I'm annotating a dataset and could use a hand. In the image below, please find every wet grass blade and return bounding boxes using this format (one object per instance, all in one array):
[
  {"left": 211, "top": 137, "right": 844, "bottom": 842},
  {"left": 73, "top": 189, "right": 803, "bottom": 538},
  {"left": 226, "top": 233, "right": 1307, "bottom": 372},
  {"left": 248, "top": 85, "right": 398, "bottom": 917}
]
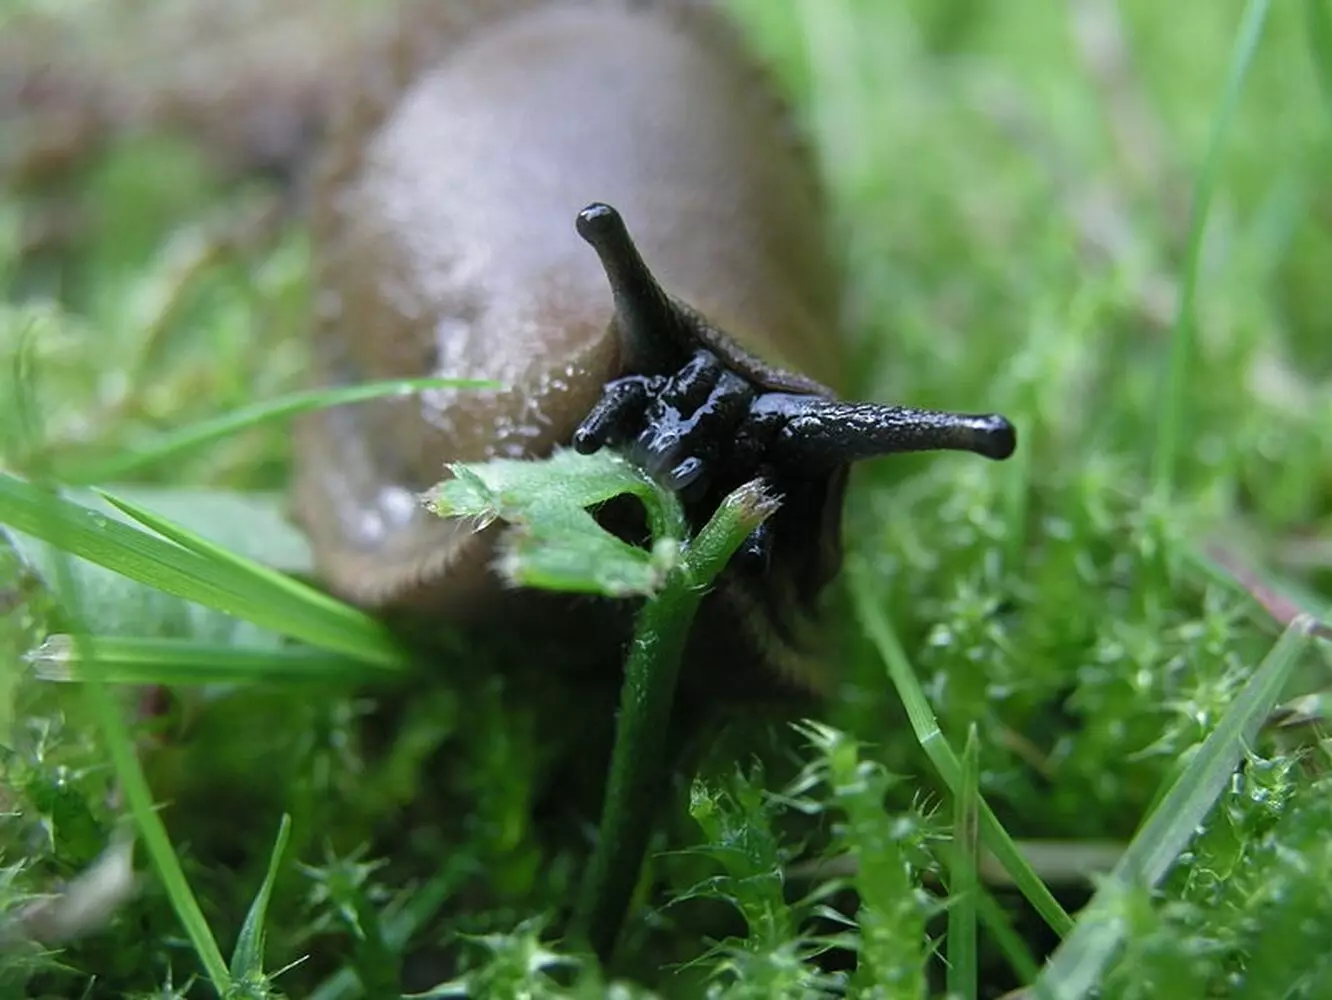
[
  {"left": 27, "top": 635, "right": 374, "bottom": 686},
  {"left": 0, "top": 473, "right": 409, "bottom": 669},
  {"left": 947, "top": 725, "right": 981, "bottom": 1000},
  {"left": 231, "top": 814, "right": 293, "bottom": 981},
  {"left": 46, "top": 575, "right": 233, "bottom": 992}
]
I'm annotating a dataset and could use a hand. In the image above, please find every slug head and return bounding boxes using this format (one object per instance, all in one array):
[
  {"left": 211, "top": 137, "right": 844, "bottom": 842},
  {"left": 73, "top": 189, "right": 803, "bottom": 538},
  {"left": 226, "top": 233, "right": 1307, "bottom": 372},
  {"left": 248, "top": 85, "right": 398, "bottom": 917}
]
[{"left": 573, "top": 202, "right": 1016, "bottom": 667}]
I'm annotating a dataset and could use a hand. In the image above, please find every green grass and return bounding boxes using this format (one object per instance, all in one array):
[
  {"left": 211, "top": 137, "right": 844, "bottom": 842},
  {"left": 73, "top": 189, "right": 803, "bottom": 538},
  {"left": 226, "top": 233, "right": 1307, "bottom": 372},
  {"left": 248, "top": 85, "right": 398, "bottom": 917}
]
[{"left": 2, "top": 0, "right": 1332, "bottom": 997}]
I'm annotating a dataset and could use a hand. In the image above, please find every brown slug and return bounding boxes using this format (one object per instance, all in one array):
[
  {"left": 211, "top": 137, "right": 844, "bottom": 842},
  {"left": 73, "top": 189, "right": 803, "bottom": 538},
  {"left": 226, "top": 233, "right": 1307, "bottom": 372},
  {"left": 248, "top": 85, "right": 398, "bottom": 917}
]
[{"left": 289, "top": 0, "right": 1016, "bottom": 691}]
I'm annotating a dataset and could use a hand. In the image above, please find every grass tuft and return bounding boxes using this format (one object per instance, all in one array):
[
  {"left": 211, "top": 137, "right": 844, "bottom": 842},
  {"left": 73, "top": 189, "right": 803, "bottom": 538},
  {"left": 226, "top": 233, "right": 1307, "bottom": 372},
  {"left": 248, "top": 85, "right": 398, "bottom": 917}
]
[
  {"left": 1033, "top": 615, "right": 1321, "bottom": 1000},
  {"left": 849, "top": 557, "right": 1074, "bottom": 940}
]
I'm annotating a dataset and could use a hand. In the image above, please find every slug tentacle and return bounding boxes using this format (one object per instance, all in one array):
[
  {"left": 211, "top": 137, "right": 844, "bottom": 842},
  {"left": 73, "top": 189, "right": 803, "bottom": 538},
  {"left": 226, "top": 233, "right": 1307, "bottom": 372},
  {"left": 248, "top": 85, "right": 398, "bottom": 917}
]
[
  {"left": 576, "top": 202, "right": 694, "bottom": 373},
  {"left": 572, "top": 374, "right": 666, "bottom": 453},
  {"left": 757, "top": 395, "right": 1018, "bottom": 472}
]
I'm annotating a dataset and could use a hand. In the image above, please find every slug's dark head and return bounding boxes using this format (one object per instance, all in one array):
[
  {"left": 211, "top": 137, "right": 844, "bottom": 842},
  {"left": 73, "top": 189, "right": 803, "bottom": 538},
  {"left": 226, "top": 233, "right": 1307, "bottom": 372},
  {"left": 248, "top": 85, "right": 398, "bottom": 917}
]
[{"left": 572, "top": 202, "right": 1016, "bottom": 673}]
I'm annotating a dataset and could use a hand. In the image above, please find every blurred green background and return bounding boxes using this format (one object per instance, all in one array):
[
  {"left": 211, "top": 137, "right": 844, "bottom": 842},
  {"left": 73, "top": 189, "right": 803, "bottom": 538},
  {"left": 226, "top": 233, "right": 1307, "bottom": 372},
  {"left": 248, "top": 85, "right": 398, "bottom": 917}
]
[{"left": 1, "top": 0, "right": 1330, "bottom": 997}]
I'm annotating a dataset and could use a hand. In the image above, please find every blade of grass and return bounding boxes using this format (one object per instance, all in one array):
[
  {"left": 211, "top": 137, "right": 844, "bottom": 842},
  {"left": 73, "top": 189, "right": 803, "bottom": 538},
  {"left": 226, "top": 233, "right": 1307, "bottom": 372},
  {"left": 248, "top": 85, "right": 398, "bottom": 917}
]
[
  {"left": 947, "top": 725, "right": 981, "bottom": 1000},
  {"left": 56, "top": 377, "right": 499, "bottom": 484},
  {"left": 46, "top": 563, "right": 233, "bottom": 992},
  {"left": 80, "top": 654, "right": 232, "bottom": 993},
  {"left": 848, "top": 557, "right": 1074, "bottom": 938},
  {"left": 27, "top": 635, "right": 374, "bottom": 686},
  {"left": 1032, "top": 615, "right": 1319, "bottom": 1000},
  {"left": 230, "top": 814, "right": 292, "bottom": 981},
  {"left": 1153, "top": 0, "right": 1272, "bottom": 501},
  {"left": 0, "top": 473, "right": 409, "bottom": 669},
  {"left": 1306, "top": 0, "right": 1332, "bottom": 121},
  {"left": 976, "top": 889, "right": 1042, "bottom": 985},
  {"left": 99, "top": 489, "right": 395, "bottom": 640},
  {"left": 8, "top": 311, "right": 233, "bottom": 992}
]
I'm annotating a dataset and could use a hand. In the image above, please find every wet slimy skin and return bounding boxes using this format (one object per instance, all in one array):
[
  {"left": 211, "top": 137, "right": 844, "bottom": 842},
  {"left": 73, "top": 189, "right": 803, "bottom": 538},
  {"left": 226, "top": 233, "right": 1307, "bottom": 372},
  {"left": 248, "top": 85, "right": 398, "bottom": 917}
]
[{"left": 291, "top": 2, "right": 842, "bottom": 643}]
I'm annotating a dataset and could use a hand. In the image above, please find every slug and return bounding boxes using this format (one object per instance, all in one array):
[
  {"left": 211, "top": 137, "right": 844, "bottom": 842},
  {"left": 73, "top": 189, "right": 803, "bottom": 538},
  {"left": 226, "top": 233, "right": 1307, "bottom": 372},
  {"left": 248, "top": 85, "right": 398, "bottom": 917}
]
[{"left": 275, "top": 0, "right": 1017, "bottom": 690}]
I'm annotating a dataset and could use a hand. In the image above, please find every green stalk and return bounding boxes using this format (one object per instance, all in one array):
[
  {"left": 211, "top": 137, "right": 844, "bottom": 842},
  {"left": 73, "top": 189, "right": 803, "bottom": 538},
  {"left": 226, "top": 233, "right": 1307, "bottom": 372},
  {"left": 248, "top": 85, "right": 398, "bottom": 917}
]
[
  {"left": 572, "top": 563, "right": 698, "bottom": 960},
  {"left": 947, "top": 725, "right": 981, "bottom": 1000},
  {"left": 573, "top": 481, "right": 778, "bottom": 960}
]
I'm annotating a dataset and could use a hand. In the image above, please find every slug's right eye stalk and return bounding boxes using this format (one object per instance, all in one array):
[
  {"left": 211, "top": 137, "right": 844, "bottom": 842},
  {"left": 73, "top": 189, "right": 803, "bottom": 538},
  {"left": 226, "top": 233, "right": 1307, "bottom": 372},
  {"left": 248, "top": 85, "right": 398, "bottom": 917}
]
[
  {"left": 754, "top": 395, "right": 1016, "bottom": 474},
  {"left": 572, "top": 201, "right": 1017, "bottom": 543}
]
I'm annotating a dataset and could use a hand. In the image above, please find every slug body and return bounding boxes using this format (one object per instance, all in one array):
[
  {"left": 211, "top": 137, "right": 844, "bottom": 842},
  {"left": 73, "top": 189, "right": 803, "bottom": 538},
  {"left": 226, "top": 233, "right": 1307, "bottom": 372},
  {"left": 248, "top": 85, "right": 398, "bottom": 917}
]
[
  {"left": 293, "top": 0, "right": 838, "bottom": 660},
  {"left": 292, "top": 0, "right": 1014, "bottom": 687}
]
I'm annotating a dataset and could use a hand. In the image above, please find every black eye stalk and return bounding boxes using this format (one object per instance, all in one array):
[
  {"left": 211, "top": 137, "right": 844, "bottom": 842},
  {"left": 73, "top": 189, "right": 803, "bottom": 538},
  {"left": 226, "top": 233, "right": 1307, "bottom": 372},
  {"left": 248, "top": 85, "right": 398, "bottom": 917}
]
[{"left": 572, "top": 201, "right": 1016, "bottom": 574}]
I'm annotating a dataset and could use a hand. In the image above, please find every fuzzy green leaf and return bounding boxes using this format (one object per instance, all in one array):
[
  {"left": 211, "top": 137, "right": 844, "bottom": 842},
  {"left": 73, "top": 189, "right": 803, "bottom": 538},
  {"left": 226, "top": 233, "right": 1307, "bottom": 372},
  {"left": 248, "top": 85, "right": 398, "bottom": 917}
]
[
  {"left": 497, "top": 503, "right": 673, "bottom": 597},
  {"left": 425, "top": 449, "right": 682, "bottom": 599},
  {"left": 426, "top": 448, "right": 662, "bottom": 521}
]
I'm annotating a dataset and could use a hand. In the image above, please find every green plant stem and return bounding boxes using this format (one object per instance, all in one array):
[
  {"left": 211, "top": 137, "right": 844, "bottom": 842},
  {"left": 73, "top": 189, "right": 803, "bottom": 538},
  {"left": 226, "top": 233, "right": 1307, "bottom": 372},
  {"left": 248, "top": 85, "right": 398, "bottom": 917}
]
[
  {"left": 947, "top": 725, "right": 981, "bottom": 1000},
  {"left": 573, "top": 482, "right": 775, "bottom": 960},
  {"left": 572, "top": 565, "right": 699, "bottom": 960}
]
